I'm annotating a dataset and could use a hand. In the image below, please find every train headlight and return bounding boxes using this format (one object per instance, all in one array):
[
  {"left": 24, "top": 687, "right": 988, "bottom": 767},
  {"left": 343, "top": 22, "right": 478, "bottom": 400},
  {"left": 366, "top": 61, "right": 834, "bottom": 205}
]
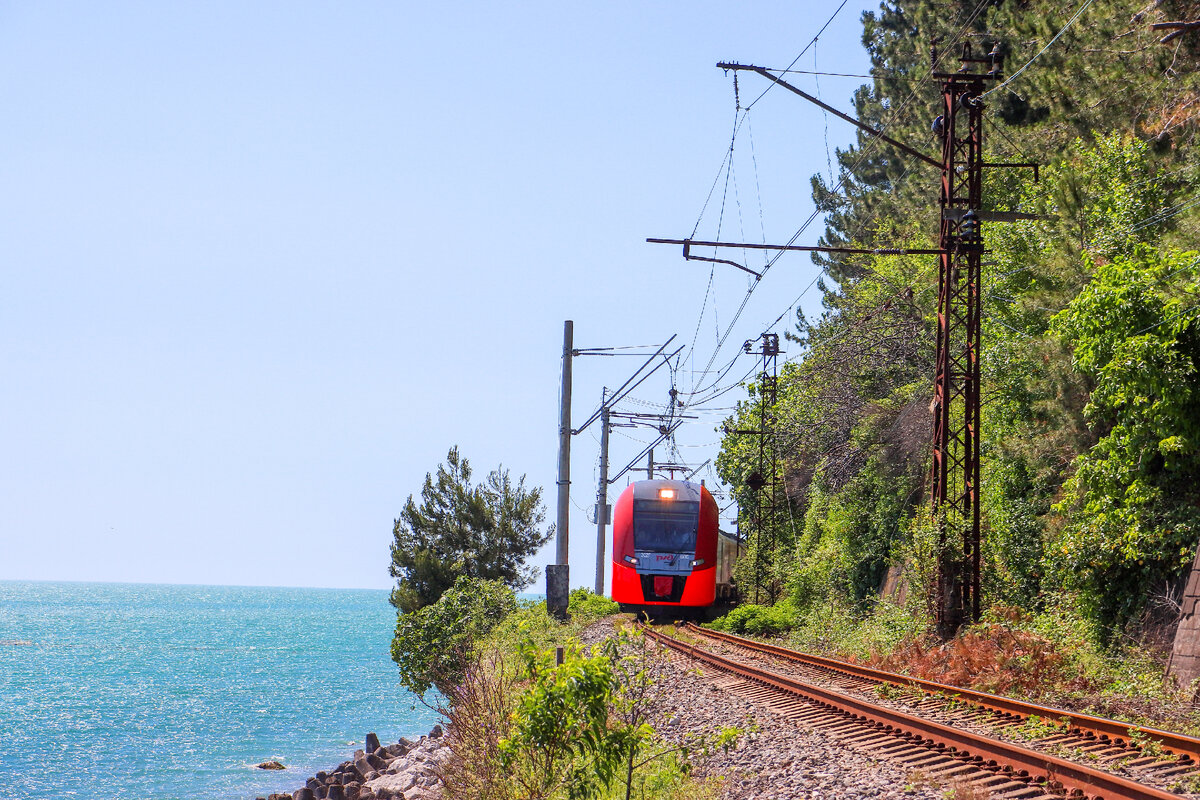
[
  {"left": 623, "top": 555, "right": 639, "bottom": 565},
  {"left": 690, "top": 558, "right": 705, "bottom": 567},
  {"left": 658, "top": 487, "right": 675, "bottom": 500}
]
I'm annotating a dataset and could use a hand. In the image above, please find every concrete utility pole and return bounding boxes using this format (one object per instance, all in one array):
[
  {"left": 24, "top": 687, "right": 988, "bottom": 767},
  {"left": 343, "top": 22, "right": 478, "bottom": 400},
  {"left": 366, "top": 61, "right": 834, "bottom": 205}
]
[
  {"left": 593, "top": 397, "right": 611, "bottom": 595},
  {"left": 547, "top": 320, "right": 572, "bottom": 618}
]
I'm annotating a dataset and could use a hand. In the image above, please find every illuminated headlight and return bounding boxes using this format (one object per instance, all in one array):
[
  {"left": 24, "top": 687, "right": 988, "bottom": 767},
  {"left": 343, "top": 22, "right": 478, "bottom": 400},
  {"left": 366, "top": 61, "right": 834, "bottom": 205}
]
[
  {"left": 658, "top": 487, "right": 675, "bottom": 500},
  {"left": 623, "top": 555, "right": 639, "bottom": 565},
  {"left": 690, "top": 558, "right": 705, "bottom": 567}
]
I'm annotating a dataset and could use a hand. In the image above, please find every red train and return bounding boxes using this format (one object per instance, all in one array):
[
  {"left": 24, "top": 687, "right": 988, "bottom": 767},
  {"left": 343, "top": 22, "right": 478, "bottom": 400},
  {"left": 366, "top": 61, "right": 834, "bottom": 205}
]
[{"left": 610, "top": 479, "right": 739, "bottom": 610}]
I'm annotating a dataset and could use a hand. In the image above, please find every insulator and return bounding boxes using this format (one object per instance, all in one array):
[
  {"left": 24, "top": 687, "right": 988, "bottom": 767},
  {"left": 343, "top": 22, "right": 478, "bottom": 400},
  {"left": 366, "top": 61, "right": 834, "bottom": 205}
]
[{"left": 932, "top": 115, "right": 945, "bottom": 136}]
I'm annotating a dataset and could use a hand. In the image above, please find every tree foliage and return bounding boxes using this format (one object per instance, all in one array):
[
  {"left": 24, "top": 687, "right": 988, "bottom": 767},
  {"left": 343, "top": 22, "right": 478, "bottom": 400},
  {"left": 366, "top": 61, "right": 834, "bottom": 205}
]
[
  {"left": 389, "top": 446, "right": 551, "bottom": 613},
  {"left": 1051, "top": 246, "right": 1200, "bottom": 625},
  {"left": 716, "top": 0, "right": 1200, "bottom": 639},
  {"left": 390, "top": 575, "right": 517, "bottom": 697}
]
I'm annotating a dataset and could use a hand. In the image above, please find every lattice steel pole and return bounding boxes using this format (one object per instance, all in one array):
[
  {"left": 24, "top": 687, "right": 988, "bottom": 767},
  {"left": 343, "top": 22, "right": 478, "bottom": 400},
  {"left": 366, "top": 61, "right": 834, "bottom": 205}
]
[{"left": 930, "top": 44, "right": 1000, "bottom": 638}]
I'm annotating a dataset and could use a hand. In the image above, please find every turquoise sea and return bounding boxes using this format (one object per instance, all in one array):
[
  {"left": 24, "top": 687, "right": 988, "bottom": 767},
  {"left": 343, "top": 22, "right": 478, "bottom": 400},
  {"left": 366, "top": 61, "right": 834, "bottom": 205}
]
[{"left": 0, "top": 581, "right": 439, "bottom": 800}]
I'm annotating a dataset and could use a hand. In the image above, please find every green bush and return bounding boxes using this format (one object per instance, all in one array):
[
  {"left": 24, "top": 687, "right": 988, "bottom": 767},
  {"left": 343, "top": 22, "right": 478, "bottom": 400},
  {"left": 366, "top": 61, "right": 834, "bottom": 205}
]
[
  {"left": 568, "top": 588, "right": 619, "bottom": 620},
  {"left": 500, "top": 638, "right": 625, "bottom": 800},
  {"left": 710, "top": 601, "right": 797, "bottom": 636},
  {"left": 390, "top": 575, "right": 517, "bottom": 696}
]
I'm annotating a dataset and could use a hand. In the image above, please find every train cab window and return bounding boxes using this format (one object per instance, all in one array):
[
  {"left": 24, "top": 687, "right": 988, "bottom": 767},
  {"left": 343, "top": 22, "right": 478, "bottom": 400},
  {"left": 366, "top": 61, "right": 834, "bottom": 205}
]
[{"left": 632, "top": 500, "right": 699, "bottom": 552}]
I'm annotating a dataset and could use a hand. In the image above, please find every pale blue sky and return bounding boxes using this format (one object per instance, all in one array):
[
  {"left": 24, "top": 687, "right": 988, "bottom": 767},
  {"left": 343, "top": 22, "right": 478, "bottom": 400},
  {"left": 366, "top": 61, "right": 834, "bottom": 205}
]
[{"left": 0, "top": 1, "right": 884, "bottom": 590}]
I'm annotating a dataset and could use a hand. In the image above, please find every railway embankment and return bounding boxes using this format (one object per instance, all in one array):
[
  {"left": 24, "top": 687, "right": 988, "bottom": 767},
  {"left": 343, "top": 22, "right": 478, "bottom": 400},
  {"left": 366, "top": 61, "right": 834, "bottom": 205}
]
[
  {"left": 648, "top": 620, "right": 1200, "bottom": 799},
  {"left": 381, "top": 585, "right": 1200, "bottom": 798},
  {"left": 578, "top": 617, "right": 945, "bottom": 799}
]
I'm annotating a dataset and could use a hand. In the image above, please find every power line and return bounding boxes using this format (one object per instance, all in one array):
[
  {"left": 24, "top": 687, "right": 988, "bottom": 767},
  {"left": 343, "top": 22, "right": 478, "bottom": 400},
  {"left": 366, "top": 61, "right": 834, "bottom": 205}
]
[
  {"left": 742, "top": 0, "right": 851, "bottom": 112},
  {"left": 981, "top": 0, "right": 1099, "bottom": 99},
  {"left": 685, "top": 0, "right": 994, "bottom": 391}
]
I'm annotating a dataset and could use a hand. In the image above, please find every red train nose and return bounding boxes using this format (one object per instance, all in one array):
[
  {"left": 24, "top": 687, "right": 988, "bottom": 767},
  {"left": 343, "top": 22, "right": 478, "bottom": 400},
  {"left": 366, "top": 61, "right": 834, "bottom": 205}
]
[{"left": 653, "top": 576, "right": 673, "bottom": 597}]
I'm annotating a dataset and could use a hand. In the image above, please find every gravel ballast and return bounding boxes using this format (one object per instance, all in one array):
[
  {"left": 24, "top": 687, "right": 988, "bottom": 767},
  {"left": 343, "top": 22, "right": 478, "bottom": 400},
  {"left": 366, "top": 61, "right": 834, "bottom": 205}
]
[{"left": 580, "top": 618, "right": 946, "bottom": 799}]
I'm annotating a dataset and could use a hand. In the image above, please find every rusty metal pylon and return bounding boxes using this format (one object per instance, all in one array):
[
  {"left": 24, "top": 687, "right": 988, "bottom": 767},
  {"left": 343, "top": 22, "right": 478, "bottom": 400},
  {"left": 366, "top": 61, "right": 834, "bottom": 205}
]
[{"left": 930, "top": 44, "right": 1001, "bottom": 638}]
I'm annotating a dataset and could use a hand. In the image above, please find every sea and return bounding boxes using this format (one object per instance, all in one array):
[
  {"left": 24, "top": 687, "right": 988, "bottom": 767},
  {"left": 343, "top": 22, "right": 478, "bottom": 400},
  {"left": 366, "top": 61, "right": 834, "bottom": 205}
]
[{"left": 0, "top": 581, "right": 439, "bottom": 800}]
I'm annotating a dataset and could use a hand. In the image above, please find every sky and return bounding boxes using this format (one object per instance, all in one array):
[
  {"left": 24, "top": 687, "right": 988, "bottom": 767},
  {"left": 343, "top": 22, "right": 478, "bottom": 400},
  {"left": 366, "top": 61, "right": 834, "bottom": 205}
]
[{"left": 0, "top": 1, "right": 888, "bottom": 591}]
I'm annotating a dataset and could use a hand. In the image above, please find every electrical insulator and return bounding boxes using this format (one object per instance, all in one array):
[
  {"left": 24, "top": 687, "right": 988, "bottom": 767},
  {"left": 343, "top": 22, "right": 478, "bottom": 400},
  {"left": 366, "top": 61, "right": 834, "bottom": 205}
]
[
  {"left": 960, "top": 210, "right": 979, "bottom": 239},
  {"left": 932, "top": 115, "right": 945, "bottom": 136}
]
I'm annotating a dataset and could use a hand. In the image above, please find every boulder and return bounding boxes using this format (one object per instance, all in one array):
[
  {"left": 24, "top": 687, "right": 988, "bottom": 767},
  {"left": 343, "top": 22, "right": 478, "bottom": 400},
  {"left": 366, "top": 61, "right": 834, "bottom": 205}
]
[
  {"left": 257, "top": 760, "right": 287, "bottom": 770},
  {"left": 327, "top": 785, "right": 345, "bottom": 800},
  {"left": 365, "top": 732, "right": 381, "bottom": 753},
  {"left": 428, "top": 724, "right": 443, "bottom": 739},
  {"left": 293, "top": 790, "right": 314, "bottom": 800}
]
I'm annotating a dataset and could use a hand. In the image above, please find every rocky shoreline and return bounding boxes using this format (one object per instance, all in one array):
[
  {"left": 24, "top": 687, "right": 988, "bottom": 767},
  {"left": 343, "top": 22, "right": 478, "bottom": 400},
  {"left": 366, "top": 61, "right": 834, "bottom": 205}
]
[{"left": 256, "top": 727, "right": 447, "bottom": 800}]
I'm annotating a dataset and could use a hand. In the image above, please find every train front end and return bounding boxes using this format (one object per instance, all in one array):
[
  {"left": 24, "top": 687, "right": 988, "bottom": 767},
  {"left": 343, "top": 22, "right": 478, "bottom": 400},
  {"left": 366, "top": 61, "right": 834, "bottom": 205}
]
[{"left": 610, "top": 479, "right": 719, "bottom": 608}]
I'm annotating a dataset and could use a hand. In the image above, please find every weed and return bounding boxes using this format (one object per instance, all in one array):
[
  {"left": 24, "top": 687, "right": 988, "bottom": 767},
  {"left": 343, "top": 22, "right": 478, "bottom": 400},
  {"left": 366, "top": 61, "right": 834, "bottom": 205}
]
[
  {"left": 1012, "top": 714, "right": 1062, "bottom": 741},
  {"left": 1170, "top": 770, "right": 1200, "bottom": 795},
  {"left": 944, "top": 780, "right": 989, "bottom": 800},
  {"left": 875, "top": 682, "right": 903, "bottom": 701},
  {"left": 1127, "top": 726, "right": 1167, "bottom": 759}
]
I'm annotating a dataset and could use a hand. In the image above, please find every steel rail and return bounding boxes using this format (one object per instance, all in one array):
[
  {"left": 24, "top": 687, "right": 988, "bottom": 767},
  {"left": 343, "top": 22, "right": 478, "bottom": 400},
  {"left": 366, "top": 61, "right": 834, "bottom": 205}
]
[
  {"left": 642, "top": 625, "right": 1185, "bottom": 800},
  {"left": 685, "top": 624, "right": 1200, "bottom": 763}
]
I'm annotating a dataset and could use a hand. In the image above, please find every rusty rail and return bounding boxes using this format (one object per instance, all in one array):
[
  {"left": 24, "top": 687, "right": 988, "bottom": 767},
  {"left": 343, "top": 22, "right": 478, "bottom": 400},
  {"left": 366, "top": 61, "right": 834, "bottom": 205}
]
[
  {"left": 685, "top": 623, "right": 1200, "bottom": 763},
  {"left": 642, "top": 625, "right": 1185, "bottom": 800}
]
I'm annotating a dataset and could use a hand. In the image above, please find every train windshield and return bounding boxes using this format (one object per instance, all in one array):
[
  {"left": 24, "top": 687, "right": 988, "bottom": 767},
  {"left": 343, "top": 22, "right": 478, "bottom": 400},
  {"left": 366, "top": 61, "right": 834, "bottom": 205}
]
[{"left": 633, "top": 500, "right": 699, "bottom": 552}]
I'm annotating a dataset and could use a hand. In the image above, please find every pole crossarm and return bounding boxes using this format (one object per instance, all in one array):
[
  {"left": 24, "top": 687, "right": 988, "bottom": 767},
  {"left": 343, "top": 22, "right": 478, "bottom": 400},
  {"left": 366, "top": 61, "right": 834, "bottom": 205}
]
[
  {"left": 717, "top": 62, "right": 943, "bottom": 169},
  {"left": 648, "top": 237, "right": 946, "bottom": 256},
  {"left": 573, "top": 338, "right": 682, "bottom": 435},
  {"left": 683, "top": 241, "right": 762, "bottom": 278},
  {"left": 608, "top": 420, "right": 685, "bottom": 484}
]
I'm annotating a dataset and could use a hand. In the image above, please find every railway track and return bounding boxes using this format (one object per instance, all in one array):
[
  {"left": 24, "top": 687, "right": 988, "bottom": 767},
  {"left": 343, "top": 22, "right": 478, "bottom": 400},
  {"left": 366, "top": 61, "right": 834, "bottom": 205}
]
[{"left": 640, "top": 623, "right": 1196, "bottom": 800}]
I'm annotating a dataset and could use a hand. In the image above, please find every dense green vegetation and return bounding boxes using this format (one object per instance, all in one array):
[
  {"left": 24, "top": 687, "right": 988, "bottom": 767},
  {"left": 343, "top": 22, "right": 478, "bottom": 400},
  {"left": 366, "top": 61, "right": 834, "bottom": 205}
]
[
  {"left": 392, "top": 588, "right": 732, "bottom": 800},
  {"left": 388, "top": 447, "right": 552, "bottom": 614},
  {"left": 716, "top": 0, "right": 1200, "bottom": 660}
]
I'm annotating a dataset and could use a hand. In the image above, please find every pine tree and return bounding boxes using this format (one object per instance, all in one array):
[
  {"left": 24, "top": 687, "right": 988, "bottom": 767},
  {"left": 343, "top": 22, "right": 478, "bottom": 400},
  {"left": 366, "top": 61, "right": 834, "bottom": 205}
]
[{"left": 388, "top": 447, "right": 552, "bottom": 613}]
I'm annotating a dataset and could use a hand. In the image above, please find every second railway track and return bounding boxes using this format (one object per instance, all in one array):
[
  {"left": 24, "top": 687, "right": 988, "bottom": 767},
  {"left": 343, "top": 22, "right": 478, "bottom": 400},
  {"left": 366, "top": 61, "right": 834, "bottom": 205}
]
[{"left": 640, "top": 623, "right": 1197, "bottom": 800}]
